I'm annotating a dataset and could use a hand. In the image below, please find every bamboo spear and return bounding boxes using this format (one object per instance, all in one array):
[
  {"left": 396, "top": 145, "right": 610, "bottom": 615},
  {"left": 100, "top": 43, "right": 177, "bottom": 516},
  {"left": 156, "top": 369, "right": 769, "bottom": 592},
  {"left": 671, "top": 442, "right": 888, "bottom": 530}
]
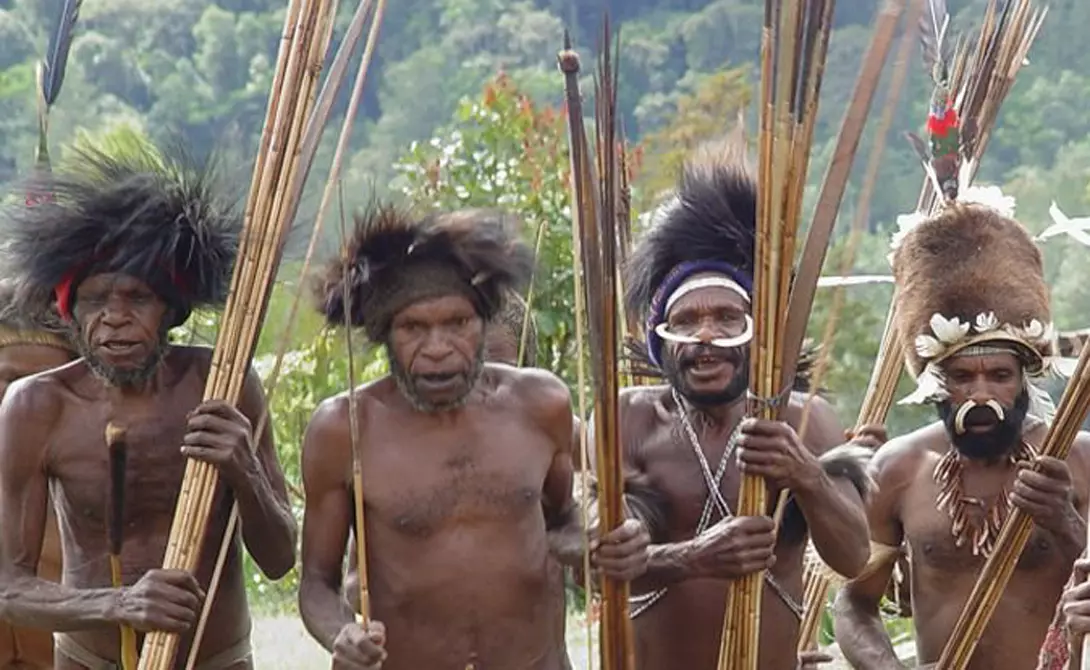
[
  {"left": 719, "top": 2, "right": 838, "bottom": 667},
  {"left": 138, "top": 1, "right": 339, "bottom": 667},
  {"left": 557, "top": 34, "right": 597, "bottom": 667},
  {"left": 181, "top": 3, "right": 387, "bottom": 665},
  {"left": 106, "top": 424, "right": 138, "bottom": 670},
  {"left": 794, "top": 0, "right": 922, "bottom": 650},
  {"left": 772, "top": 0, "right": 904, "bottom": 533},
  {"left": 558, "top": 20, "right": 634, "bottom": 670}
]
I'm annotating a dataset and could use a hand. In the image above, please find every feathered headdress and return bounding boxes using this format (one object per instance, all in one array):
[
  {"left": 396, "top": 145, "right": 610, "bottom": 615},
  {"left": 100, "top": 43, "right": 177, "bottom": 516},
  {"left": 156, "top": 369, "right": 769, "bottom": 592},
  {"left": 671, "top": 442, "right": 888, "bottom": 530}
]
[
  {"left": 0, "top": 142, "right": 240, "bottom": 330},
  {"left": 624, "top": 142, "right": 756, "bottom": 368},
  {"left": 892, "top": 203, "right": 1068, "bottom": 418},
  {"left": 314, "top": 206, "right": 533, "bottom": 342}
]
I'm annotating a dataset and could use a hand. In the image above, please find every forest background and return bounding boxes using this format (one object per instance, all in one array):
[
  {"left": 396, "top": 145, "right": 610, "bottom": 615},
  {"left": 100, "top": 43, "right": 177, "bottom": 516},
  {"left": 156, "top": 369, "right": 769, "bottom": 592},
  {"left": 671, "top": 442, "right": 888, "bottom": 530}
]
[{"left": 3, "top": 0, "right": 1090, "bottom": 654}]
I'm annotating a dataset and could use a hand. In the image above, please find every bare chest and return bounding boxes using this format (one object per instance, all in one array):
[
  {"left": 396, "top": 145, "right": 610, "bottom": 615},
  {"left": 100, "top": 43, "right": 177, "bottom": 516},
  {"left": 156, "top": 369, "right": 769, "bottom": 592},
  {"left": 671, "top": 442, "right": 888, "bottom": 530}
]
[
  {"left": 47, "top": 394, "right": 204, "bottom": 539},
  {"left": 360, "top": 417, "right": 557, "bottom": 540},
  {"left": 902, "top": 473, "right": 1062, "bottom": 574},
  {"left": 639, "top": 422, "right": 745, "bottom": 536}
]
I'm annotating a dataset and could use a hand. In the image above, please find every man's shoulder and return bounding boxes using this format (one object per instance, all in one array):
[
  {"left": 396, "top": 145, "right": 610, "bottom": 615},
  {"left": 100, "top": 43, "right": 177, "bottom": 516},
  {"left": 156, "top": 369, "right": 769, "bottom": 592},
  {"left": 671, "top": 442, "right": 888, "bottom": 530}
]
[
  {"left": 494, "top": 364, "right": 570, "bottom": 406},
  {"left": 870, "top": 422, "right": 943, "bottom": 484},
  {"left": 3, "top": 359, "right": 84, "bottom": 411},
  {"left": 1064, "top": 429, "right": 1090, "bottom": 466},
  {"left": 309, "top": 378, "right": 390, "bottom": 429},
  {"left": 619, "top": 384, "right": 669, "bottom": 410},
  {"left": 617, "top": 384, "right": 671, "bottom": 434}
]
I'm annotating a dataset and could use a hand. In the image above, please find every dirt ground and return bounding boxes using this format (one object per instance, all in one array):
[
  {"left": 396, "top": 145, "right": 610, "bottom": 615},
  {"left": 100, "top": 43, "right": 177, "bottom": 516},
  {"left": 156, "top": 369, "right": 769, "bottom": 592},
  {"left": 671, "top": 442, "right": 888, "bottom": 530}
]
[{"left": 248, "top": 615, "right": 887, "bottom": 670}]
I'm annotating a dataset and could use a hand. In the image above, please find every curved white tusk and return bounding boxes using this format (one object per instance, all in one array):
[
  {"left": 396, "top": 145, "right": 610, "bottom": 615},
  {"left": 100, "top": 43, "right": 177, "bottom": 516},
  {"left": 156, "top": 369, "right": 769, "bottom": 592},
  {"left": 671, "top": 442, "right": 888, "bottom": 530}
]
[
  {"left": 984, "top": 399, "right": 1005, "bottom": 422},
  {"left": 654, "top": 315, "right": 755, "bottom": 349},
  {"left": 954, "top": 400, "right": 976, "bottom": 435}
]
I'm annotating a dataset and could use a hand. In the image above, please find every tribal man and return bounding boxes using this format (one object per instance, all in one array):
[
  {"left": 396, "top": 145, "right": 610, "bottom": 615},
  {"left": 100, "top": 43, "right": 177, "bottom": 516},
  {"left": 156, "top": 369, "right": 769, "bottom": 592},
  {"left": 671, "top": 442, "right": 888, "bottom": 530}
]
[
  {"left": 298, "top": 207, "right": 649, "bottom": 670},
  {"left": 0, "top": 145, "right": 298, "bottom": 670},
  {"left": 0, "top": 282, "right": 77, "bottom": 669},
  {"left": 600, "top": 146, "right": 873, "bottom": 669},
  {"left": 339, "top": 290, "right": 573, "bottom": 667},
  {"left": 832, "top": 203, "right": 1090, "bottom": 669}
]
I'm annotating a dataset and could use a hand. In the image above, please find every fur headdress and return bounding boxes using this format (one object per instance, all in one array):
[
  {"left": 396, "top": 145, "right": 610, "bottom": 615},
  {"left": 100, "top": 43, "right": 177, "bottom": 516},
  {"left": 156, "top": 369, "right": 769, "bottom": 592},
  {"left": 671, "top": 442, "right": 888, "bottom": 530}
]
[
  {"left": 625, "top": 143, "right": 756, "bottom": 368},
  {"left": 0, "top": 143, "right": 240, "bottom": 330},
  {"left": 892, "top": 203, "right": 1066, "bottom": 412},
  {"left": 314, "top": 206, "right": 533, "bottom": 342}
]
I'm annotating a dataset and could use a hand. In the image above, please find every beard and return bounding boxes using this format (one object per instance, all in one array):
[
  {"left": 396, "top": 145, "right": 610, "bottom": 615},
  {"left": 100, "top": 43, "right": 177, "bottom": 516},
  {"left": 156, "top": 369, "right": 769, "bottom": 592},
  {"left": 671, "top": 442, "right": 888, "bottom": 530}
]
[
  {"left": 388, "top": 342, "right": 485, "bottom": 413},
  {"left": 937, "top": 389, "right": 1030, "bottom": 461},
  {"left": 76, "top": 333, "right": 168, "bottom": 390},
  {"left": 661, "top": 343, "right": 750, "bottom": 408}
]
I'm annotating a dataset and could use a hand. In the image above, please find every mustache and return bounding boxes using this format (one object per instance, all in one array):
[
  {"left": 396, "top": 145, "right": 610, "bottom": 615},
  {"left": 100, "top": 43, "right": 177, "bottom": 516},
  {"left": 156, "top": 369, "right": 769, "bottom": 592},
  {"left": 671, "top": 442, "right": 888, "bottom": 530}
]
[{"left": 678, "top": 345, "right": 743, "bottom": 367}]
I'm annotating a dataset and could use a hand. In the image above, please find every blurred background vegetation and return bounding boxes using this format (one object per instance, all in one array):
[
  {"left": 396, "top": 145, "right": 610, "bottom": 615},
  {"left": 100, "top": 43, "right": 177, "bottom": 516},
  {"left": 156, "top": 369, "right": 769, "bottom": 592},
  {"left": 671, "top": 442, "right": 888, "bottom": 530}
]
[{"left": 9, "top": 0, "right": 1090, "bottom": 655}]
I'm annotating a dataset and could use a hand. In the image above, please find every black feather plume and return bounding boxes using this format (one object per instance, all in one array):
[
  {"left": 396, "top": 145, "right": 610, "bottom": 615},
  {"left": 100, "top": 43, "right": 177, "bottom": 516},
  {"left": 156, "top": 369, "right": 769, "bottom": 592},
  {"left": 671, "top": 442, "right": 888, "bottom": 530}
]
[
  {"left": 40, "top": 0, "right": 81, "bottom": 107},
  {"left": 36, "top": 0, "right": 82, "bottom": 169},
  {"left": 0, "top": 142, "right": 241, "bottom": 328},
  {"left": 624, "top": 144, "right": 757, "bottom": 323},
  {"left": 314, "top": 205, "right": 533, "bottom": 340}
]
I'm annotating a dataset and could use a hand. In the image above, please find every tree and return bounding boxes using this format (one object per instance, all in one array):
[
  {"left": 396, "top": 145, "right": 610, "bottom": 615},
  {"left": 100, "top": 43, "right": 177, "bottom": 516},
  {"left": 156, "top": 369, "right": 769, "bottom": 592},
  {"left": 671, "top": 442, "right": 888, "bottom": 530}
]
[
  {"left": 394, "top": 74, "right": 581, "bottom": 385},
  {"left": 635, "top": 65, "right": 751, "bottom": 207}
]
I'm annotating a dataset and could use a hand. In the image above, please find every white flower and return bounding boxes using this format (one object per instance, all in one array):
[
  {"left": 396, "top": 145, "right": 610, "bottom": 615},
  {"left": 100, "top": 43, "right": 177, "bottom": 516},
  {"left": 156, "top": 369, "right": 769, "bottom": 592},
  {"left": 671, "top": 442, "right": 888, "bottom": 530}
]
[
  {"left": 974, "top": 312, "right": 999, "bottom": 333},
  {"left": 1023, "top": 319, "right": 1045, "bottom": 339},
  {"left": 930, "top": 313, "right": 970, "bottom": 344},
  {"left": 961, "top": 185, "right": 1016, "bottom": 217},
  {"left": 915, "top": 334, "right": 944, "bottom": 359}
]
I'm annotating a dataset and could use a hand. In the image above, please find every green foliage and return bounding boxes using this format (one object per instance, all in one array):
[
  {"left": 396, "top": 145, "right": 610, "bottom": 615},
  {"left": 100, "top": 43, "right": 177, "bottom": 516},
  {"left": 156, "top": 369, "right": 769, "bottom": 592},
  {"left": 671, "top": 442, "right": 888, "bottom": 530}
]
[{"left": 394, "top": 74, "right": 583, "bottom": 388}]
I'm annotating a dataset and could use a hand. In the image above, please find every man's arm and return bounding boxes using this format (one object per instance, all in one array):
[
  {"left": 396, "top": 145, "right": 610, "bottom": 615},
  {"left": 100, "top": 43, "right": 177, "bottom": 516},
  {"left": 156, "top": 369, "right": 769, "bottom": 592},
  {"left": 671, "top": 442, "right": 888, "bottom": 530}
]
[
  {"left": 789, "top": 396, "right": 870, "bottom": 578},
  {"left": 299, "top": 396, "right": 358, "bottom": 652},
  {"left": 531, "top": 371, "right": 583, "bottom": 564},
  {"left": 583, "top": 390, "right": 694, "bottom": 589},
  {"left": 832, "top": 438, "right": 916, "bottom": 670},
  {"left": 234, "top": 369, "right": 299, "bottom": 580},
  {"left": 0, "top": 378, "right": 119, "bottom": 630}
]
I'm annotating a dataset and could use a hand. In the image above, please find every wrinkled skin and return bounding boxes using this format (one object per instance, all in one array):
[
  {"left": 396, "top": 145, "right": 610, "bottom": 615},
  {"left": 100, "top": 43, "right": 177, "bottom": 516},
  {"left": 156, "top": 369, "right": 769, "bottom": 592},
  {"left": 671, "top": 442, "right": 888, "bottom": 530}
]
[
  {"left": 299, "top": 294, "right": 647, "bottom": 670},
  {"left": 0, "top": 274, "right": 297, "bottom": 670},
  {"left": 596, "top": 285, "right": 869, "bottom": 670},
  {"left": 834, "top": 353, "right": 1090, "bottom": 670},
  {"left": 0, "top": 341, "right": 74, "bottom": 670}
]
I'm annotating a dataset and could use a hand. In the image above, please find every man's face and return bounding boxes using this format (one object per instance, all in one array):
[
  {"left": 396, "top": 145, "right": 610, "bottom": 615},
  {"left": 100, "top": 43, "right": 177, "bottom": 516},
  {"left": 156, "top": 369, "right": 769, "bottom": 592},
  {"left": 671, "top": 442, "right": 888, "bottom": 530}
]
[
  {"left": 936, "top": 352, "right": 1028, "bottom": 460},
  {"left": 660, "top": 285, "right": 750, "bottom": 407},
  {"left": 387, "top": 294, "right": 486, "bottom": 412},
  {"left": 0, "top": 344, "right": 74, "bottom": 400},
  {"left": 73, "top": 273, "right": 170, "bottom": 389}
]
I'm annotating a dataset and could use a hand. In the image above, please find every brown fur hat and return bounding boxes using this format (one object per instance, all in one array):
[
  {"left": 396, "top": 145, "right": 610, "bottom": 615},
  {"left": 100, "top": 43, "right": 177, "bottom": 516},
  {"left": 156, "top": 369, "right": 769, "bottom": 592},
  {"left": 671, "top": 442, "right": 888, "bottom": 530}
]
[
  {"left": 313, "top": 205, "right": 533, "bottom": 342},
  {"left": 892, "top": 203, "right": 1053, "bottom": 378}
]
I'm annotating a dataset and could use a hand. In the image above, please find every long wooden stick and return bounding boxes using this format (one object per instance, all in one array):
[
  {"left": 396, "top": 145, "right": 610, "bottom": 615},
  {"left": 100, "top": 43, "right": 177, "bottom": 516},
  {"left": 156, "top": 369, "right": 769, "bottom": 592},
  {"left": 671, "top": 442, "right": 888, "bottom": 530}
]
[
  {"left": 720, "top": 2, "right": 837, "bottom": 667},
  {"left": 559, "top": 22, "right": 633, "bottom": 670},
  {"left": 180, "top": 3, "right": 387, "bottom": 666},
  {"left": 138, "top": 1, "right": 338, "bottom": 667},
  {"left": 106, "top": 423, "right": 138, "bottom": 670},
  {"left": 794, "top": 0, "right": 920, "bottom": 650}
]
